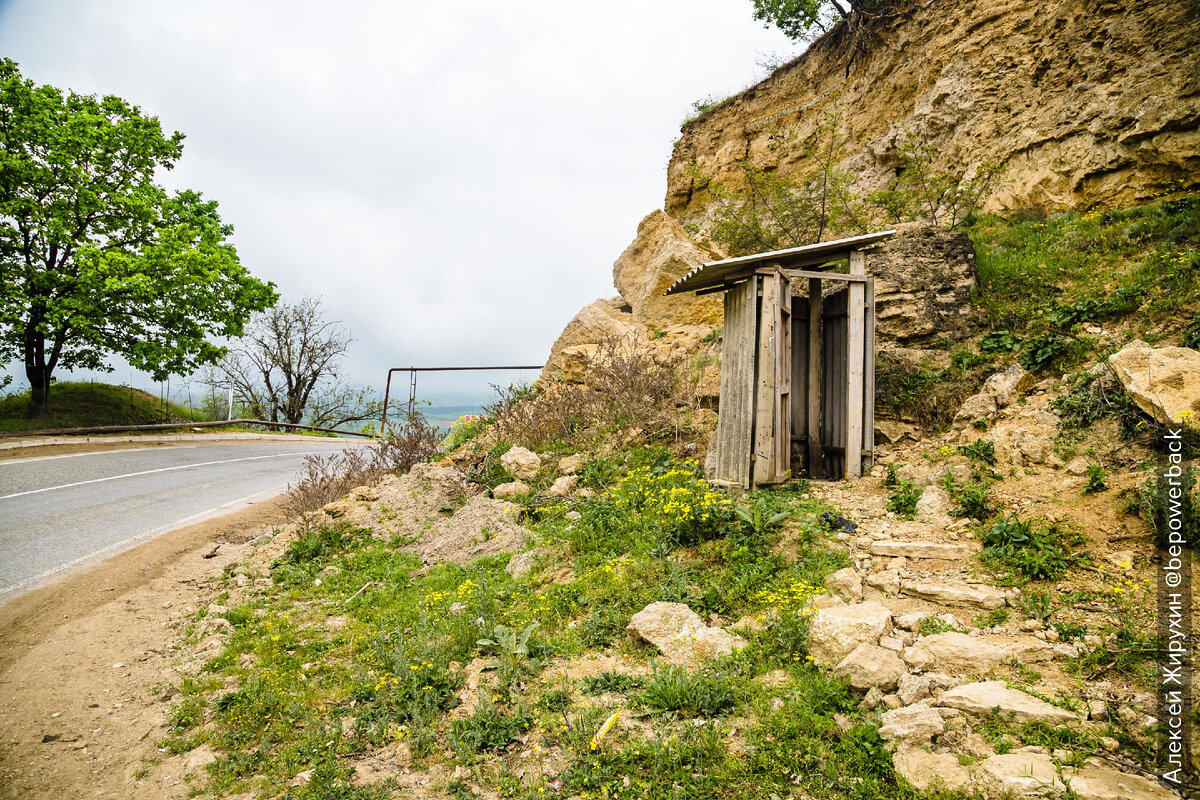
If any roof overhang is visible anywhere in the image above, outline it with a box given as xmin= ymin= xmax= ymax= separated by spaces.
xmin=664 ymin=230 xmax=896 ymax=296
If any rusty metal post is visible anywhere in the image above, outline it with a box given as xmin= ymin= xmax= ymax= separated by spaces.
xmin=378 ymin=365 xmax=544 ymax=437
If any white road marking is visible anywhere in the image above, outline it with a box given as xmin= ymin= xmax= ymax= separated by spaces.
xmin=0 ymin=452 xmax=320 ymax=501
xmin=0 ymin=446 xmax=198 ymax=466
xmin=0 ymin=483 xmax=289 ymax=598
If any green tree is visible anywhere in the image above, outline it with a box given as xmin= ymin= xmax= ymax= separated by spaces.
xmin=0 ymin=59 xmax=277 ymax=418
xmin=751 ymin=0 xmax=894 ymax=41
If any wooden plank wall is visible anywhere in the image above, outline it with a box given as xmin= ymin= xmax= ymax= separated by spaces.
xmin=772 ymin=271 xmax=792 ymax=484
xmin=821 ymin=290 xmax=848 ymax=480
xmin=752 ymin=273 xmax=777 ymax=486
xmin=714 ymin=279 xmax=758 ymax=488
xmin=845 ymin=250 xmax=867 ymax=477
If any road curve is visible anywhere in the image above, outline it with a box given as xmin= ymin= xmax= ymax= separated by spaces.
xmin=0 ymin=439 xmax=362 ymax=603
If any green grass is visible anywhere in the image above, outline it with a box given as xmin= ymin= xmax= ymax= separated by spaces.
xmin=970 ymin=195 xmax=1200 ymax=357
xmin=0 ymin=381 xmax=205 ymax=431
xmin=162 ymin=451 xmax=910 ymax=799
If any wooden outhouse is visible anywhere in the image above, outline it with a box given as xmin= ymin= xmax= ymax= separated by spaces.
xmin=665 ymin=231 xmax=895 ymax=487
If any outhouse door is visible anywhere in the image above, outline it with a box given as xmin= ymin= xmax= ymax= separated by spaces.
xmin=713 ymin=267 xmax=792 ymax=489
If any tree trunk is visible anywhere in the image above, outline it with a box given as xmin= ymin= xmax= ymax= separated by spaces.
xmin=24 ymin=364 xmax=52 ymax=419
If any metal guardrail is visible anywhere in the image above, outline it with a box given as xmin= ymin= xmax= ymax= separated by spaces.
xmin=0 ymin=418 xmax=377 ymax=439
xmin=379 ymin=365 xmax=543 ymax=433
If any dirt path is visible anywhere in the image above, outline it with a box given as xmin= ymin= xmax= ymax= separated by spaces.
xmin=0 ymin=497 xmax=290 ymax=800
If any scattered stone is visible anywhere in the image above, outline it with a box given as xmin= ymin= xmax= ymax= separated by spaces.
xmin=897 ymin=674 xmax=932 ymax=705
xmin=557 ymin=454 xmax=584 ymax=475
xmin=834 ymin=643 xmax=906 ymax=691
xmin=349 ymin=485 xmax=379 ymax=502
xmin=627 ymin=602 xmax=746 ymax=665
xmin=807 ymin=602 xmax=893 ymax=667
xmin=501 ymin=447 xmax=542 ymax=480
xmin=903 ymin=632 xmax=1055 ymax=673
xmin=871 ymin=540 xmax=968 ymax=560
xmin=891 ymin=748 xmax=971 ymax=792
xmin=974 ymin=751 xmax=1065 ymax=795
xmin=895 ymin=611 xmax=929 ymax=631
xmin=938 ymin=681 xmax=1078 ymax=724
xmin=981 ymin=363 xmax=1035 ymax=407
xmin=1067 ymin=766 xmax=1180 ymax=800
xmin=879 ymin=703 xmax=946 ymax=746
xmin=865 ymin=569 xmax=901 ymax=595
xmin=859 ymin=687 xmax=886 ymax=709
xmin=1108 ymin=340 xmax=1200 ymax=429
xmin=1088 ymin=700 xmax=1109 ymax=721
xmin=824 ymin=567 xmax=863 ymax=601
xmin=953 ymin=393 xmax=998 ymax=429
xmin=505 ymin=548 xmax=548 ymax=580
xmin=492 ymin=481 xmax=532 ymax=501
xmin=547 ymin=475 xmax=578 ymax=496
xmin=901 ymin=580 xmax=1007 ymax=609
xmin=913 ymin=486 xmax=954 ymax=523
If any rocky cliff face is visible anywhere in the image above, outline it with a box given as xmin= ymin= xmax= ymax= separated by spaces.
xmin=667 ymin=0 xmax=1199 ymax=224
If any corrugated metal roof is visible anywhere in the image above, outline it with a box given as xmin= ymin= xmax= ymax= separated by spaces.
xmin=664 ymin=230 xmax=896 ymax=296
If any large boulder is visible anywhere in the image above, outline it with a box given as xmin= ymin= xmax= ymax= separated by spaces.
xmin=980 ymin=363 xmax=1036 ymax=408
xmin=891 ymin=749 xmax=971 ymax=793
xmin=1108 ymin=340 xmax=1200 ymax=429
xmin=612 ymin=210 xmax=723 ymax=327
xmin=541 ymin=298 xmax=644 ymax=382
xmin=627 ymin=602 xmax=747 ymax=665
xmin=808 ymin=602 xmax=893 ymax=667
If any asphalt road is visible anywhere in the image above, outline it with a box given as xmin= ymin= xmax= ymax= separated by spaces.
xmin=0 ymin=439 xmax=362 ymax=603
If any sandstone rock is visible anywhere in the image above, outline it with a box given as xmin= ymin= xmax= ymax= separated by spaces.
xmin=501 ymin=447 xmax=541 ymax=480
xmin=808 ymin=602 xmax=893 ymax=667
xmin=541 ymin=298 xmax=642 ymax=382
xmin=349 ymin=485 xmax=379 ymax=502
xmin=913 ymin=486 xmax=954 ymax=524
xmin=901 ymin=581 xmax=1007 ymax=609
xmin=864 ymin=569 xmax=901 ymax=596
xmin=1066 ymin=765 xmax=1180 ymax=800
xmin=1108 ymin=340 xmax=1200 ymax=429
xmin=611 ymin=210 xmax=723 ymax=327
xmin=870 ymin=540 xmax=968 ymax=560
xmin=834 ymin=643 xmax=906 ymax=691
xmin=938 ymin=681 xmax=1078 ymax=724
xmin=894 ymin=612 xmax=929 ymax=631
xmin=874 ymin=419 xmax=919 ymax=445
xmin=492 ymin=481 xmax=532 ymax=501
xmin=974 ymin=751 xmax=1065 ymax=795
xmin=824 ymin=567 xmax=864 ymax=601
xmin=557 ymin=454 xmax=584 ymax=475
xmin=879 ymin=703 xmax=945 ymax=746
xmin=855 ymin=224 xmax=976 ymax=344
xmin=323 ymin=498 xmax=353 ymax=518
xmin=897 ymin=673 xmax=932 ymax=705
xmin=547 ymin=475 xmax=578 ymax=496
xmin=891 ymin=748 xmax=971 ymax=792
xmin=988 ymin=409 xmax=1062 ymax=466
xmin=666 ymin=0 xmax=1197 ymax=225
xmin=981 ymin=363 xmax=1035 ymax=408
xmin=953 ymin=393 xmax=998 ymax=430
xmin=903 ymin=632 xmax=1055 ymax=673
xmin=505 ymin=548 xmax=547 ymax=580
xmin=627 ymin=602 xmax=746 ymax=665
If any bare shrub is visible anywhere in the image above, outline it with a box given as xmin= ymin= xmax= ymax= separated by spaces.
xmin=480 ymin=334 xmax=684 ymax=452
xmin=284 ymin=410 xmax=441 ymax=520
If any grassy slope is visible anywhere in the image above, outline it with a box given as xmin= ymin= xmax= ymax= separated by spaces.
xmin=151 ymin=197 xmax=1200 ymax=799
xmin=877 ymin=194 xmax=1200 ymax=428
xmin=0 ymin=381 xmax=203 ymax=432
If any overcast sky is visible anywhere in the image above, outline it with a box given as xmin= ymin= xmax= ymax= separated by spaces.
xmin=0 ymin=0 xmax=798 ymax=402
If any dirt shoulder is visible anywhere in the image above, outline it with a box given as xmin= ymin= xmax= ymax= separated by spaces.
xmin=0 ymin=496 xmax=290 ymax=800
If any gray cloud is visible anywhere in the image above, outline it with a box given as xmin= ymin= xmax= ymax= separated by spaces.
xmin=0 ymin=0 xmax=799 ymax=397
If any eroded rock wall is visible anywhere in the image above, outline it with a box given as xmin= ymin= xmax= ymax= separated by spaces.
xmin=667 ymin=0 xmax=1200 ymax=224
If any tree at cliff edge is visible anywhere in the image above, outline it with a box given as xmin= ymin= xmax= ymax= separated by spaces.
xmin=0 ymin=59 xmax=278 ymax=418
xmin=752 ymin=0 xmax=896 ymax=40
